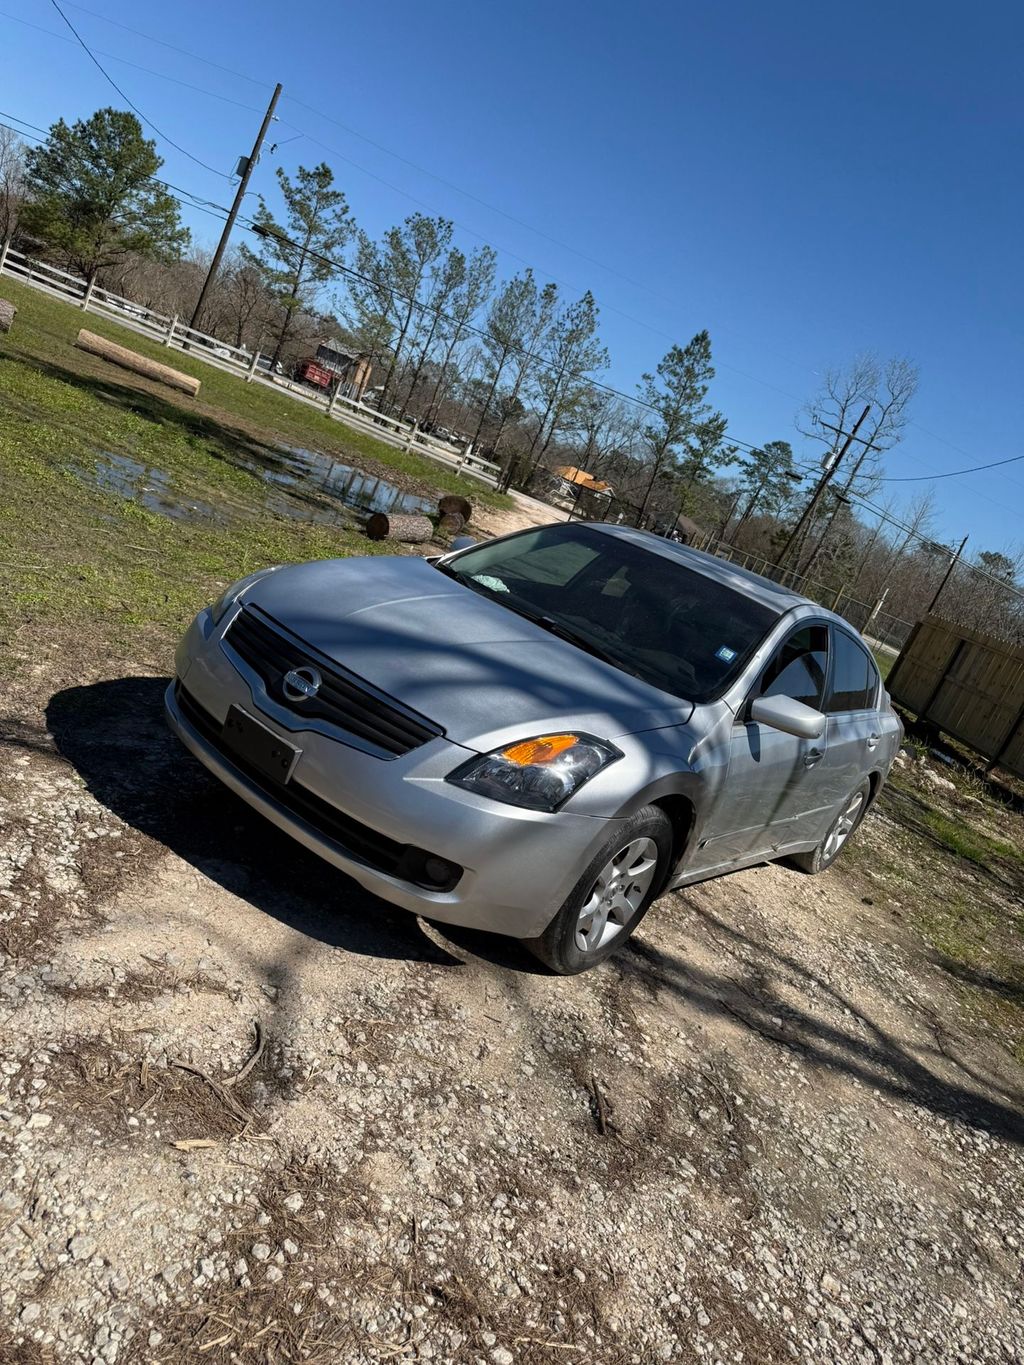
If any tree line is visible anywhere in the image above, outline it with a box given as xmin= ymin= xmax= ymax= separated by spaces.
xmin=3 ymin=108 xmax=1021 ymax=641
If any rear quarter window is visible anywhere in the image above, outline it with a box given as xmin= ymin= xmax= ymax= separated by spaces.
xmin=826 ymin=630 xmax=878 ymax=713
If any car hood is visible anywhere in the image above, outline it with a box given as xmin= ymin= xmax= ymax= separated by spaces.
xmin=244 ymin=556 xmax=692 ymax=750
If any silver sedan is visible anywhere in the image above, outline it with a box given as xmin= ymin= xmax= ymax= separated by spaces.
xmin=166 ymin=522 xmax=902 ymax=973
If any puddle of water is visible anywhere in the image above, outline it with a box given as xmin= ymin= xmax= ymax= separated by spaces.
xmin=79 ymin=446 xmax=437 ymax=534
xmin=81 ymin=453 xmax=223 ymax=523
xmin=256 ymin=447 xmax=437 ymax=521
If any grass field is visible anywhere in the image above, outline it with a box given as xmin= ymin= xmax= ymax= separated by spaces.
xmin=0 ymin=277 xmax=507 ymax=662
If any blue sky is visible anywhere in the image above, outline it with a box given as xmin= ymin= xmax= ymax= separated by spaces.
xmin=3 ymin=0 xmax=1022 ymax=555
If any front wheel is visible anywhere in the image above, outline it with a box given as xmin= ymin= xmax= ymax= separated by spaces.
xmin=525 ymin=806 xmax=674 ymax=975
xmin=790 ymin=779 xmax=871 ymax=874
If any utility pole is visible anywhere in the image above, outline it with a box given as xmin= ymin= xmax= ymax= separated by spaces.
xmin=189 ymin=82 xmax=282 ymax=334
xmin=926 ymin=534 xmax=969 ymax=616
xmin=778 ymin=405 xmax=870 ymax=576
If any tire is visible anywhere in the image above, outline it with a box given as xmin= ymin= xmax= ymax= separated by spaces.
xmin=790 ymin=778 xmax=871 ymax=874
xmin=525 ymin=805 xmax=674 ymax=975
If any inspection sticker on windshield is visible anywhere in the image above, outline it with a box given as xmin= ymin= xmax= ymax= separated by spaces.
xmin=715 ymin=645 xmax=737 ymax=663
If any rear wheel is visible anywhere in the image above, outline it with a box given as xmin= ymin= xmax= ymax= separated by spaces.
xmin=525 ymin=806 xmax=673 ymax=975
xmin=790 ymin=779 xmax=871 ymax=874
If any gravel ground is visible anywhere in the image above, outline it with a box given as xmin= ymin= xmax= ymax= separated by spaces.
xmin=1 ymin=651 xmax=1023 ymax=1365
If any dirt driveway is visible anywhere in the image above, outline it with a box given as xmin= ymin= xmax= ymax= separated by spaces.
xmin=1 ymin=646 xmax=1023 ymax=1365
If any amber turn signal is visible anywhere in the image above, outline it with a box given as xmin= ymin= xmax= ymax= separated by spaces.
xmin=500 ymin=734 xmax=579 ymax=767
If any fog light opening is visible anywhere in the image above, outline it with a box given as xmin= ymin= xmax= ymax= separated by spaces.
xmin=423 ymin=856 xmax=458 ymax=887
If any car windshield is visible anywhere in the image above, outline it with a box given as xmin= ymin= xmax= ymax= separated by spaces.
xmin=440 ymin=523 xmax=778 ymax=703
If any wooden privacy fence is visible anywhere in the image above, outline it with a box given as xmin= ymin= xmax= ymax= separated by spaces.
xmin=887 ymin=617 xmax=1024 ymax=777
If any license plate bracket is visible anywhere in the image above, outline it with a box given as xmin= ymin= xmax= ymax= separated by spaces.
xmin=222 ymin=705 xmax=300 ymax=784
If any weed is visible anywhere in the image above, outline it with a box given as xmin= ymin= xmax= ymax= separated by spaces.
xmin=919 ymin=808 xmax=1022 ymax=870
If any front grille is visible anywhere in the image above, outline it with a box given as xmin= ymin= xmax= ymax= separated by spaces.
xmin=224 ymin=607 xmax=442 ymax=757
xmin=175 ymin=684 xmax=460 ymax=891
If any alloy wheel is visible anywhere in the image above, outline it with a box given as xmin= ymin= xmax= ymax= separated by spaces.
xmin=822 ymin=790 xmax=865 ymax=863
xmin=574 ymin=837 xmax=659 ymax=954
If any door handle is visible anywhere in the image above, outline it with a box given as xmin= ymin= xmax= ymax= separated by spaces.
xmin=867 ymin=733 xmax=880 ymax=750
xmin=803 ymin=748 xmax=824 ymax=767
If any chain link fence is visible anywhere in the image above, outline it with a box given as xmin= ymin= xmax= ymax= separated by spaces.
xmin=691 ymin=534 xmax=914 ymax=652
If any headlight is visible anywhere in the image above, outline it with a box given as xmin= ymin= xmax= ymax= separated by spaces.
xmin=210 ymin=567 xmax=281 ymax=624
xmin=447 ymin=733 xmax=621 ymax=812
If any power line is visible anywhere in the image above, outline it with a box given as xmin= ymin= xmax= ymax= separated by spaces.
xmin=2 ymin=98 xmax=1014 ymax=516
xmin=46 ymin=0 xmax=232 ymax=180
xmin=16 ymin=1 xmax=818 ymax=401
xmin=0 ymin=113 xmax=231 ymax=226
xmin=63 ymin=0 xmax=270 ymax=89
xmin=842 ymin=490 xmax=1024 ymax=604
xmin=22 ymin=4 xmax=1024 ymax=487
xmin=0 ymin=11 xmax=266 ymax=114
xmin=879 ymin=451 xmax=1024 ymax=482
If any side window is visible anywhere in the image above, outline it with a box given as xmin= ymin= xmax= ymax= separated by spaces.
xmin=756 ymin=626 xmax=829 ymax=710
xmin=826 ymin=631 xmax=878 ymax=713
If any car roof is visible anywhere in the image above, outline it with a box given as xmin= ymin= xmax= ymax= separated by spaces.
xmin=583 ymin=522 xmax=819 ymax=615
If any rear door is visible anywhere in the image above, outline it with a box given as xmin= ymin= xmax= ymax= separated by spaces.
xmin=695 ymin=623 xmax=834 ymax=868
xmin=819 ymin=627 xmax=883 ymax=806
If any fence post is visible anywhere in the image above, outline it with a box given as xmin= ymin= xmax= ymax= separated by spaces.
xmin=885 ymin=620 xmax=921 ymax=697
xmin=988 ymin=697 xmax=1024 ymax=774
xmin=0 ymin=233 xmax=11 ymax=277
xmin=327 ymin=380 xmax=340 ymax=415
xmin=165 ymin=314 xmax=178 ymax=347
xmin=81 ymin=275 xmax=96 ymax=311
xmin=865 ymin=586 xmax=889 ymax=630
xmin=246 ymin=347 xmax=261 ymax=384
xmin=403 ymin=420 xmax=418 ymax=454
xmin=831 ymin=586 xmax=845 ymax=612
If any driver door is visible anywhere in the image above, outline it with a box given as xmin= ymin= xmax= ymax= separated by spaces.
xmin=697 ymin=624 xmax=834 ymax=869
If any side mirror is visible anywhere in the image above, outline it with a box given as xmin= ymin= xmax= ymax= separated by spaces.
xmin=749 ymin=694 xmax=825 ymax=740
xmin=450 ymin=535 xmax=477 ymax=552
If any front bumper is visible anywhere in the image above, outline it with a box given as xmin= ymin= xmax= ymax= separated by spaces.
xmin=164 ymin=608 xmax=622 ymax=938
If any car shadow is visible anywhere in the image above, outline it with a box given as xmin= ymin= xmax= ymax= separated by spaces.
xmin=613 ymin=916 xmax=1024 ymax=1146
xmin=45 ymin=676 xmax=468 ymax=968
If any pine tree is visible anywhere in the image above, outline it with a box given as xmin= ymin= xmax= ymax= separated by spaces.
xmin=22 ymin=108 xmax=188 ymax=281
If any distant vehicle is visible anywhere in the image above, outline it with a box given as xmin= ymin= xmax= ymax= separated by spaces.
xmin=166 ymin=522 xmax=901 ymax=975
xmin=255 ymin=354 xmax=284 ymax=375
xmin=111 ymin=299 xmax=147 ymax=319
xmin=294 ymin=359 xmax=334 ymax=390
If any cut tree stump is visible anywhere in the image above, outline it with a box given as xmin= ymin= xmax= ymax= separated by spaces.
xmin=0 ymin=299 xmax=15 ymax=333
xmin=365 ymin=512 xmax=434 ymax=543
xmin=437 ymin=493 xmax=472 ymax=522
xmin=74 ymin=328 xmax=201 ymax=397
xmin=438 ymin=512 xmax=466 ymax=535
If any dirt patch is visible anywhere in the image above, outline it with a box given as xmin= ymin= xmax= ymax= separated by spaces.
xmin=2 ymin=643 xmax=1024 ymax=1362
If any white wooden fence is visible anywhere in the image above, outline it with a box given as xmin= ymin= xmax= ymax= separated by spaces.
xmin=0 ymin=243 xmax=500 ymax=487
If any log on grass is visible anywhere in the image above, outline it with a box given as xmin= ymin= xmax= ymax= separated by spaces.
xmin=438 ymin=512 xmax=466 ymax=536
xmin=437 ymin=493 xmax=472 ymax=522
xmin=0 ymin=299 xmax=16 ymax=333
xmin=74 ymin=328 xmax=201 ymax=397
xmin=365 ymin=512 xmax=434 ymax=543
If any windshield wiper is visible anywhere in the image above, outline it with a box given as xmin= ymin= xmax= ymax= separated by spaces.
xmin=515 ymin=610 xmax=640 ymax=673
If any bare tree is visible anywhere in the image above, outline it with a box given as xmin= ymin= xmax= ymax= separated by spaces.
xmin=523 ymin=291 xmax=608 ymax=480
xmin=349 ymin=214 xmax=453 ymax=412
xmin=798 ymin=355 xmax=918 ymax=573
xmin=0 ymin=124 xmax=26 ymax=246
xmin=473 ymin=271 xmax=553 ymax=449
xmin=397 ymin=244 xmax=467 ymax=421
xmin=423 ymin=245 xmax=496 ymax=424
